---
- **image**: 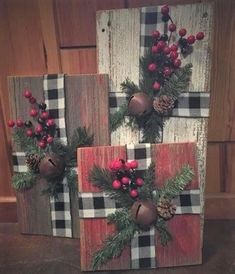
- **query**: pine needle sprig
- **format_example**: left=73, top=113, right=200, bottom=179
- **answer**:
left=107, top=208, right=133, bottom=231
left=50, top=138, right=68, bottom=158
left=160, top=165, right=194, bottom=200
left=121, top=79, right=141, bottom=96
left=89, top=166, right=134, bottom=208
left=65, top=167, right=77, bottom=193
left=159, top=64, right=193, bottom=99
left=12, top=171, right=37, bottom=191
left=91, top=218, right=138, bottom=270
left=110, top=104, right=128, bottom=132
left=138, top=162, right=156, bottom=200
left=154, top=218, right=173, bottom=246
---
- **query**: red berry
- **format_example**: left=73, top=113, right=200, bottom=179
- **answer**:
left=129, top=160, right=138, bottom=169
left=46, top=119, right=55, bottom=127
left=196, top=32, right=204, bottom=40
left=38, top=140, right=47, bottom=149
left=16, top=119, right=24, bottom=127
left=23, top=90, right=32, bottom=99
left=30, top=108, right=38, bottom=117
left=179, top=28, right=187, bottom=37
left=187, top=35, right=196, bottom=44
left=152, top=30, right=160, bottom=39
left=121, top=176, right=130, bottom=185
left=7, top=120, right=15, bottom=128
left=151, top=46, right=159, bottom=54
left=161, top=5, right=169, bottom=15
left=169, top=23, right=176, bottom=32
left=170, top=51, right=179, bottom=60
left=130, top=189, right=138, bottom=198
left=136, top=178, right=144, bottom=186
left=109, top=159, right=123, bottom=171
left=26, top=129, right=33, bottom=137
left=148, top=63, right=157, bottom=72
left=29, top=97, right=36, bottom=104
left=152, top=81, right=161, bottom=90
left=35, top=124, right=43, bottom=133
left=170, top=44, right=178, bottom=52
left=163, top=46, right=171, bottom=55
left=163, top=67, right=172, bottom=77
left=112, top=180, right=121, bottom=190
left=158, top=40, right=166, bottom=49
left=41, top=111, right=49, bottom=120
left=47, top=136, right=54, bottom=144
left=125, top=162, right=132, bottom=170
left=174, top=59, right=181, bottom=67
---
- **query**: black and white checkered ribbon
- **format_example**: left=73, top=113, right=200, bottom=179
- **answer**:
left=43, top=74, right=72, bottom=238
left=109, top=92, right=210, bottom=118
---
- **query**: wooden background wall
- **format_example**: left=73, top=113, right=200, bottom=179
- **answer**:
left=0, top=0, right=234, bottom=222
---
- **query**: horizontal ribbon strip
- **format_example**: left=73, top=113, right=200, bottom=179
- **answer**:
left=109, top=92, right=210, bottom=118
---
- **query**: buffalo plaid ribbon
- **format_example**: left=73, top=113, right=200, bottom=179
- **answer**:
left=43, top=74, right=72, bottom=238
left=78, top=143, right=200, bottom=269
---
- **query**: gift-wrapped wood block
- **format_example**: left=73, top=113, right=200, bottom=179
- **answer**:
left=8, top=74, right=110, bottom=238
left=77, top=142, right=201, bottom=271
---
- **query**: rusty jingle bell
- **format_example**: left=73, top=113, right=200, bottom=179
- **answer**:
left=128, top=92, right=153, bottom=117
left=130, top=200, right=157, bottom=228
left=39, top=153, right=65, bottom=179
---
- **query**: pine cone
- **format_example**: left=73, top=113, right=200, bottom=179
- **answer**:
left=25, top=154, right=42, bottom=173
left=153, top=95, right=175, bottom=115
left=157, top=198, right=176, bottom=220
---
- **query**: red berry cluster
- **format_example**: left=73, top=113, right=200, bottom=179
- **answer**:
left=109, top=158, right=144, bottom=198
left=149, top=5, right=204, bottom=91
left=7, top=89, right=56, bottom=149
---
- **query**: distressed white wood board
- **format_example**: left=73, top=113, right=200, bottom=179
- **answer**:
left=97, top=2, right=214, bottom=240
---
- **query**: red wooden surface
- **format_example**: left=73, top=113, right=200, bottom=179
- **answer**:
left=77, top=146, right=129, bottom=271
left=154, top=142, right=201, bottom=267
left=78, top=143, right=201, bottom=270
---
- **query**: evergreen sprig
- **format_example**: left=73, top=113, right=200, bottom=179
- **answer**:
left=121, top=79, right=141, bottom=96
left=138, top=162, right=156, bottom=200
left=154, top=218, right=173, bottom=246
left=92, top=210, right=138, bottom=270
left=89, top=166, right=133, bottom=208
left=12, top=171, right=37, bottom=191
left=160, top=165, right=194, bottom=200
left=110, top=104, right=128, bottom=132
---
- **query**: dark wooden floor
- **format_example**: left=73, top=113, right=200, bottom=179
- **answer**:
left=0, top=220, right=235, bottom=274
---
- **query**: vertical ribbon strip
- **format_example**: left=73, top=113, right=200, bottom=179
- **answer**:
left=43, top=74, right=72, bottom=238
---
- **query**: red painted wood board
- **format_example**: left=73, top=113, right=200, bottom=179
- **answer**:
left=77, top=142, right=201, bottom=271
left=153, top=143, right=201, bottom=267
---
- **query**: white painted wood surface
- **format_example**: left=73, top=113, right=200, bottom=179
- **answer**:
left=97, top=3, right=213, bottom=239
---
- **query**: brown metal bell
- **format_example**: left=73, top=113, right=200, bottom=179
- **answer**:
left=128, top=92, right=153, bottom=117
left=39, top=153, right=65, bottom=179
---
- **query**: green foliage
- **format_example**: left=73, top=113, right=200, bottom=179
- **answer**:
left=120, top=79, right=141, bottom=96
left=65, top=168, right=77, bottom=193
left=89, top=165, right=134, bottom=208
left=13, top=128, right=42, bottom=155
left=154, top=218, right=173, bottom=246
left=138, top=162, right=156, bottom=200
left=50, top=138, right=68, bottom=158
left=12, top=171, right=37, bottom=191
left=159, top=64, right=193, bottom=99
left=107, top=208, right=133, bottom=231
left=41, top=179, right=63, bottom=199
left=92, top=211, right=138, bottom=270
left=160, top=165, right=194, bottom=200
left=110, top=104, right=128, bottom=132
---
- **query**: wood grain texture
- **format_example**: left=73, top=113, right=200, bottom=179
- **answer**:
left=54, top=0, right=126, bottom=47
left=16, top=178, right=52, bottom=235
left=97, top=8, right=140, bottom=145
left=153, top=142, right=201, bottom=267
left=77, top=146, right=128, bottom=271
left=225, top=143, right=235, bottom=193
left=65, top=74, right=110, bottom=145
left=126, top=0, right=201, bottom=8
left=38, top=0, right=62, bottom=73
left=61, top=48, right=97, bottom=74
left=0, top=198, right=17, bottom=223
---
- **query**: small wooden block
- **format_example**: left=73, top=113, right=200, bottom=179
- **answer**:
left=77, top=142, right=200, bottom=271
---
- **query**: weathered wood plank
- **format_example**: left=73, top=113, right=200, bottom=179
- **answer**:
left=153, top=142, right=201, bottom=267
left=77, top=146, right=128, bottom=271
left=61, top=48, right=97, bottom=74
left=16, top=178, right=52, bottom=235
left=65, top=74, right=110, bottom=145
left=97, top=8, right=140, bottom=145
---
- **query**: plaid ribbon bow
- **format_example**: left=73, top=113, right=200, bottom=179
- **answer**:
left=78, top=143, right=200, bottom=269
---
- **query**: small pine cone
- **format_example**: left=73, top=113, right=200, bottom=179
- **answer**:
left=25, top=154, right=42, bottom=173
left=157, top=199, right=177, bottom=220
left=153, top=95, right=175, bottom=115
